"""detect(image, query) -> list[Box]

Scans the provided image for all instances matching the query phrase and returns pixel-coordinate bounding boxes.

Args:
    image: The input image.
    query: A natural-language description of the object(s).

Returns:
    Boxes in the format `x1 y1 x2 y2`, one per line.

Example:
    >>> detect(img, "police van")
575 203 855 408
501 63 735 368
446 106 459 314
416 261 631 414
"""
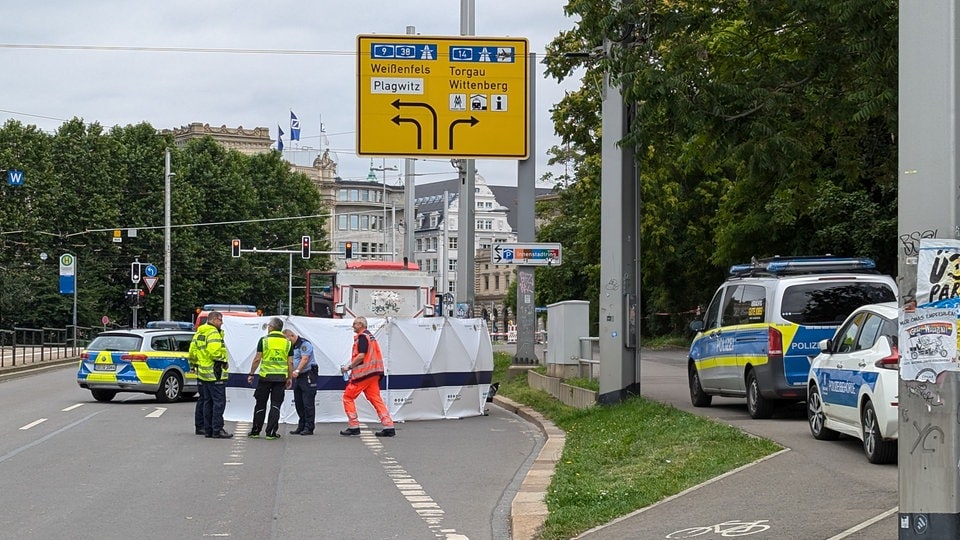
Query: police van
687 256 897 418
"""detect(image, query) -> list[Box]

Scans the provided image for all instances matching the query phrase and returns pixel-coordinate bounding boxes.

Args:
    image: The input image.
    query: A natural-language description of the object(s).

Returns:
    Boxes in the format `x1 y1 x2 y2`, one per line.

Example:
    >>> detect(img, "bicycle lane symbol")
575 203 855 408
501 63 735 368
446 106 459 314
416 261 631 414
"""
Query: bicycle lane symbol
665 519 771 538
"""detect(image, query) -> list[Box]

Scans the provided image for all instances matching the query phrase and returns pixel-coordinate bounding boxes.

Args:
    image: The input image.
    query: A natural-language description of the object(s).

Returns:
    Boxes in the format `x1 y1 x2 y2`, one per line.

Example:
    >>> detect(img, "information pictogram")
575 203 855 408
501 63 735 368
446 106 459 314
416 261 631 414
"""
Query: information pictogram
357 34 528 159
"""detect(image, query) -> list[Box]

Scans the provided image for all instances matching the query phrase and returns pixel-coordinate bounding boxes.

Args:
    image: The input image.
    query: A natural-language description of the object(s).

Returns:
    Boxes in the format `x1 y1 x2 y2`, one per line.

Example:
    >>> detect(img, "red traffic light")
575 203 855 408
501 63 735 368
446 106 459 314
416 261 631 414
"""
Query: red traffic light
301 235 311 259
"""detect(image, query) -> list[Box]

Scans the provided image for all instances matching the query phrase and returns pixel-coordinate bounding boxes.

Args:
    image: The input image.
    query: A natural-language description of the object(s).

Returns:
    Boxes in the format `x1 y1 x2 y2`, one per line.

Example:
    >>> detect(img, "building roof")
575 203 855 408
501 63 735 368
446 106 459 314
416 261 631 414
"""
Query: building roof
414 178 553 231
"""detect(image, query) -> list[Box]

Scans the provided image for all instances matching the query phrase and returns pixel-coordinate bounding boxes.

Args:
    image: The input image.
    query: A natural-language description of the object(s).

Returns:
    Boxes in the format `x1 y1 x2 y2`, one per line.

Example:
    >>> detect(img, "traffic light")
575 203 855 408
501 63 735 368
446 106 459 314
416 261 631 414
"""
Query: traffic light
301 235 311 259
231 239 241 258
344 241 353 259
124 289 145 308
137 289 146 308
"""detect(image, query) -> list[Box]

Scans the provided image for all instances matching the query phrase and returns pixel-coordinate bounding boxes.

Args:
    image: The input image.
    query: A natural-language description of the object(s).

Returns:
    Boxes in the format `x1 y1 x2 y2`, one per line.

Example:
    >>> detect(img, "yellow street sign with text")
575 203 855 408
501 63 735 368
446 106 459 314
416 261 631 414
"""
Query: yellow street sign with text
357 34 529 159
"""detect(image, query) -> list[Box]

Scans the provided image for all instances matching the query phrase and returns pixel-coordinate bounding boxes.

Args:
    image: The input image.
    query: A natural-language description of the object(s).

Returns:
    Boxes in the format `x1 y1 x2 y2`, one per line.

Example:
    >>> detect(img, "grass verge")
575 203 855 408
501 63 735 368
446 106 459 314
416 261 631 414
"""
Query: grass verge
493 352 781 539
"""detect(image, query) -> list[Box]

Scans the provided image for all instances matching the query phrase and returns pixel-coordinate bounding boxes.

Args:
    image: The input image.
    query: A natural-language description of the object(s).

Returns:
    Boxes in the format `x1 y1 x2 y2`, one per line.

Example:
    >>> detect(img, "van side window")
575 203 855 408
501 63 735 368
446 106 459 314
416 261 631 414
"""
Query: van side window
703 288 724 330
721 285 744 325
741 285 766 323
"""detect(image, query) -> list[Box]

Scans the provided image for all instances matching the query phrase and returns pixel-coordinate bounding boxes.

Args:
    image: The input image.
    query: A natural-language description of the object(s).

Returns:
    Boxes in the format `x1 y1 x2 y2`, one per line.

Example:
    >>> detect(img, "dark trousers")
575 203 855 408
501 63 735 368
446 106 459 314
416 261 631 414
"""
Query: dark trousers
201 380 226 435
195 394 203 432
251 377 286 436
293 369 318 432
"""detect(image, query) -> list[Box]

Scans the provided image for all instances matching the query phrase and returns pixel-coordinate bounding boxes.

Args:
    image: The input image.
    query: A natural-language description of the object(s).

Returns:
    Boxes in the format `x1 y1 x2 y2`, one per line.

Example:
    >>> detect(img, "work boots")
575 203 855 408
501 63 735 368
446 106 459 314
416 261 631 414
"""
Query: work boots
339 427 361 436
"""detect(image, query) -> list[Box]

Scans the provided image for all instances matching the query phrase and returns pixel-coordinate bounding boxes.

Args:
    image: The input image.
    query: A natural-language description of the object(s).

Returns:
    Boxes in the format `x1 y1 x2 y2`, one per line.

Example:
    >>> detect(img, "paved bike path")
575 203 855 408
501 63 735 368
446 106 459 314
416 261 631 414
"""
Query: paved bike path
575 349 899 540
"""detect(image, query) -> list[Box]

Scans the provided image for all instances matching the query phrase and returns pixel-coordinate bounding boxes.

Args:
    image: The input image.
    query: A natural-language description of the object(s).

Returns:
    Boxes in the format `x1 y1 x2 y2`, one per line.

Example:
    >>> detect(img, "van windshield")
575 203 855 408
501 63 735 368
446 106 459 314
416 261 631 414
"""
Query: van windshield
779 282 896 325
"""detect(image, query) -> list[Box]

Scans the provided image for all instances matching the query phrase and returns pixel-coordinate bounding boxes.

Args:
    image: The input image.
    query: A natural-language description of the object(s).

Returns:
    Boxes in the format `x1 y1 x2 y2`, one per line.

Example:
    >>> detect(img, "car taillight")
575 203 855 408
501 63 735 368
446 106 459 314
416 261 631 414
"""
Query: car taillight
768 327 783 359
121 353 148 362
80 352 90 360
875 344 899 370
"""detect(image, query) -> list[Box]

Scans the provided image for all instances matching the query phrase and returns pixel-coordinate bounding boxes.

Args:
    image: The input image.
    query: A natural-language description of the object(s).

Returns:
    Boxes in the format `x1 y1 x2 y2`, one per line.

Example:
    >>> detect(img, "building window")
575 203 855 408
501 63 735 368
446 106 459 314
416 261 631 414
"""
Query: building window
337 215 348 231
350 189 359 201
416 239 423 252
450 236 458 249
447 280 456 294
484 275 490 290
338 189 348 201
448 258 457 272
361 189 370 202
495 275 500 289
350 215 359 230
361 215 369 230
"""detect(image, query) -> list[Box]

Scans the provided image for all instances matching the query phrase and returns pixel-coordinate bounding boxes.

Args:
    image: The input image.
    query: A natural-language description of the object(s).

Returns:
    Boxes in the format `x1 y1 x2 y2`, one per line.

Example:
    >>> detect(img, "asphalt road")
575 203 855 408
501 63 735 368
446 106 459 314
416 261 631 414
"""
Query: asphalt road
576 348 899 540
0 363 543 540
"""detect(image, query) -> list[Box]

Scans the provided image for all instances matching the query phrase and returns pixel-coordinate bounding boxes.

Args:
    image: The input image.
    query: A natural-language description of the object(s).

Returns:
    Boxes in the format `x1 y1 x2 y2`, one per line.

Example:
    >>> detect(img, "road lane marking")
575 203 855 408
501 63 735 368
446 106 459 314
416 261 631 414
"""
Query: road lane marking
145 407 166 418
357 424 468 539
0 411 105 465
62 403 83 412
19 419 47 430
826 506 898 540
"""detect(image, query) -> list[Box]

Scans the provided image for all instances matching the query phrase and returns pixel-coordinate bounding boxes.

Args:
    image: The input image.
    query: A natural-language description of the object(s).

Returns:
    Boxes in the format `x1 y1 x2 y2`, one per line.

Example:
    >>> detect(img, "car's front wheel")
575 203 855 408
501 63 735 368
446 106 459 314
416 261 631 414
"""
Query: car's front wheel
91 389 117 402
156 372 183 403
862 400 897 464
689 362 712 407
807 383 839 440
746 370 774 419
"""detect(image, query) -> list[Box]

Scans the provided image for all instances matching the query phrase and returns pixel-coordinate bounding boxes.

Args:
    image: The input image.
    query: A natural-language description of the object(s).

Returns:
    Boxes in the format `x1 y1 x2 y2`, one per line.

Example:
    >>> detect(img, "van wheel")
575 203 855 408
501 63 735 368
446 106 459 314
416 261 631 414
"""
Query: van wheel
156 372 183 403
746 371 774 419
862 400 897 464
689 363 712 407
807 383 839 440
91 390 116 402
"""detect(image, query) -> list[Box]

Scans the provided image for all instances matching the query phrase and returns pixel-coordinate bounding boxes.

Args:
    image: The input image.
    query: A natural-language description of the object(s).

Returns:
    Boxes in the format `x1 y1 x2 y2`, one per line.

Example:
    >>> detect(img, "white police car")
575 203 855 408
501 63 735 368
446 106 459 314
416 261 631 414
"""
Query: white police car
806 302 899 464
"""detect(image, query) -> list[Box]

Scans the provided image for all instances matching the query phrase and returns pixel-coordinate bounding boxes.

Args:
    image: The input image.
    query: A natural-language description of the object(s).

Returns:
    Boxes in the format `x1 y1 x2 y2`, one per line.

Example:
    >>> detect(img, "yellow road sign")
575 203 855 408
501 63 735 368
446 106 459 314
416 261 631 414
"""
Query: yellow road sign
357 34 529 159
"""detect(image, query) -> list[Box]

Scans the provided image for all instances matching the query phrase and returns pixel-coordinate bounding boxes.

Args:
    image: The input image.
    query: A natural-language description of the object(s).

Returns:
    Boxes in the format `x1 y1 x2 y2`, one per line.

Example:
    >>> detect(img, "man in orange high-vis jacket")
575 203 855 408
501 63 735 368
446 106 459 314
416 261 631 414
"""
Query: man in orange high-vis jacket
339 316 395 437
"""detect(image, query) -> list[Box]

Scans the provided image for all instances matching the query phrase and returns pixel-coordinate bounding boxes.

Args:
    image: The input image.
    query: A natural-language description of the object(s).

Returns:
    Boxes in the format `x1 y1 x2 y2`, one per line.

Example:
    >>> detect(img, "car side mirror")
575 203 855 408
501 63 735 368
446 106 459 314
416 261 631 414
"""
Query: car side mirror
689 320 704 333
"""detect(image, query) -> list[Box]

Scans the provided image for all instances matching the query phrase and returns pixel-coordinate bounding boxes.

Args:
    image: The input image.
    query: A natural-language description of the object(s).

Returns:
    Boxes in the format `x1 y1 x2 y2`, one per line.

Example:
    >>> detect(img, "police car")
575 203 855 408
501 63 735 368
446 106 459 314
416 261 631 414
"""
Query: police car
77 328 197 403
807 302 899 464
687 256 896 419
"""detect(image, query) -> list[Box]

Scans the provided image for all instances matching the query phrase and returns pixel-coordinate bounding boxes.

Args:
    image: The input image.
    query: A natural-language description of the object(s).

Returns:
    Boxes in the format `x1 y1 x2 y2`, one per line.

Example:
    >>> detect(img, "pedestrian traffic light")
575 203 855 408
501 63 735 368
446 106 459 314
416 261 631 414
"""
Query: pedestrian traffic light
301 235 311 259
231 238 241 258
344 241 353 259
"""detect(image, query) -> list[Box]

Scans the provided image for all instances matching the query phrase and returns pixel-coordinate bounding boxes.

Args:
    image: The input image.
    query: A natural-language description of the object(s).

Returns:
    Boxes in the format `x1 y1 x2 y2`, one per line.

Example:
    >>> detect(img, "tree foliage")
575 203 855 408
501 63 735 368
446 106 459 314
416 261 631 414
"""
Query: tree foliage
540 0 898 335
0 119 328 329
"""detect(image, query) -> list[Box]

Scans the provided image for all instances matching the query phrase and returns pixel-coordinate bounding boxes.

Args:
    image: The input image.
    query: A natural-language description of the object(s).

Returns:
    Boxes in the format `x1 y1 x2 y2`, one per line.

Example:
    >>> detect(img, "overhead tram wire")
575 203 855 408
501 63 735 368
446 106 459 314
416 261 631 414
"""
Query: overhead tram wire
0 43 354 56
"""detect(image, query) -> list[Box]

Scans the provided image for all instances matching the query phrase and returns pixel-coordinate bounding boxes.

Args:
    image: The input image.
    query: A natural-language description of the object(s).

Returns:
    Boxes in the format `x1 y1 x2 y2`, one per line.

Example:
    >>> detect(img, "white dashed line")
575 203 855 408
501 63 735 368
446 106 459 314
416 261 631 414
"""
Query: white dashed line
357 424 468 539
145 407 167 418
19 418 47 430
61 403 84 412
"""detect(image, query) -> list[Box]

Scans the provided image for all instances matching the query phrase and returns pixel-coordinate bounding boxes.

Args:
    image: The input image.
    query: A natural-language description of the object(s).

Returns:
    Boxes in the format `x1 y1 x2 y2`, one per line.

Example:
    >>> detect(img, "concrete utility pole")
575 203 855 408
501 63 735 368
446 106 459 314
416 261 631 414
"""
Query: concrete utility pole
514 51 538 364
456 0 477 317
598 9 641 404
898 2 960 537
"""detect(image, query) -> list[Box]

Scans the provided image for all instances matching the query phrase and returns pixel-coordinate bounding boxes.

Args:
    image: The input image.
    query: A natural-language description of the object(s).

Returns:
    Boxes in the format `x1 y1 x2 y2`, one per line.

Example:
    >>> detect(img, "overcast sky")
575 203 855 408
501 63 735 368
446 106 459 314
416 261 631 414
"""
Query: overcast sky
1 1 580 187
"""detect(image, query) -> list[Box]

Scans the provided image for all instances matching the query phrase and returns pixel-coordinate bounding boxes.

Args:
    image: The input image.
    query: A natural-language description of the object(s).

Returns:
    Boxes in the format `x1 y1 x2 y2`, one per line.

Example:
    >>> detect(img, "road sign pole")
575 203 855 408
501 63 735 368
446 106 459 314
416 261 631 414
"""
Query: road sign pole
515 51 537 365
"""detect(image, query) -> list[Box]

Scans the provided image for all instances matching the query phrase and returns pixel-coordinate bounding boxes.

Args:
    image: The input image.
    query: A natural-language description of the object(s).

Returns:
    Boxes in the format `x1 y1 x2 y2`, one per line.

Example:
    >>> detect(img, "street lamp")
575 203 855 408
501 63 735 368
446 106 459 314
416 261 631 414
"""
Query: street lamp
369 159 398 259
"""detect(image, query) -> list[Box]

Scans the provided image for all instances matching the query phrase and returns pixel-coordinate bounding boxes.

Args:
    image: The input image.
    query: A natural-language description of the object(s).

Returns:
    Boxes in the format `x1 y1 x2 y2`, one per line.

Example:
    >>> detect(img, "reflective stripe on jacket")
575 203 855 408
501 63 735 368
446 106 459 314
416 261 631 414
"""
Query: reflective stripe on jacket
350 329 384 381
258 331 291 377
190 323 228 382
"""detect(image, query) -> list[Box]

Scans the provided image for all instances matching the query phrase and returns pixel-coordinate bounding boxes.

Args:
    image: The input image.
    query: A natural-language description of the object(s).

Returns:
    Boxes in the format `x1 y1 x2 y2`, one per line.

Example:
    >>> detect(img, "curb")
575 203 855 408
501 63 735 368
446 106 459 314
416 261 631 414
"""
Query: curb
493 394 565 540
0 357 77 380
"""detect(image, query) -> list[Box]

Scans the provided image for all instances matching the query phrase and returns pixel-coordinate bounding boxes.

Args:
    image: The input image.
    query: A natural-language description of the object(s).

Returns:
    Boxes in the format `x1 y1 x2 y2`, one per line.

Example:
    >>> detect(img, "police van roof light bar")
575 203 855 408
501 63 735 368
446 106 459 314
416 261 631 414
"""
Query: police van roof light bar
729 256 877 276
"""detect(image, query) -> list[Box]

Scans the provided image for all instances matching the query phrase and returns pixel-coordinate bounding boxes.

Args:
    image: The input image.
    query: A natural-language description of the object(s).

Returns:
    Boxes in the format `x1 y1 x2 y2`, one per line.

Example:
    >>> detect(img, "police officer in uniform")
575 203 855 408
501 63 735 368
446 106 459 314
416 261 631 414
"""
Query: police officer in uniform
246 318 293 440
189 311 232 438
284 328 318 435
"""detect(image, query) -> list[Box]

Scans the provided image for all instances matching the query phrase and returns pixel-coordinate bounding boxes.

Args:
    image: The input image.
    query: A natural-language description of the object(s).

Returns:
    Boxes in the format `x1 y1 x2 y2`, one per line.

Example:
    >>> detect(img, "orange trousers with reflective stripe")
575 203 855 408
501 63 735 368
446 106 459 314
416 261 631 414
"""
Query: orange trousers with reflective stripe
343 375 394 428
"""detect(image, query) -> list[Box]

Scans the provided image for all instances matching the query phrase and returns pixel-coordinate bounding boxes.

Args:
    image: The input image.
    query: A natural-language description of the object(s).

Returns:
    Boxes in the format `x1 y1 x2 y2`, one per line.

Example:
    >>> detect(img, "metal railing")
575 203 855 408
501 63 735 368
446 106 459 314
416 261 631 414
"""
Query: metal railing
0 325 94 368
578 336 600 380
